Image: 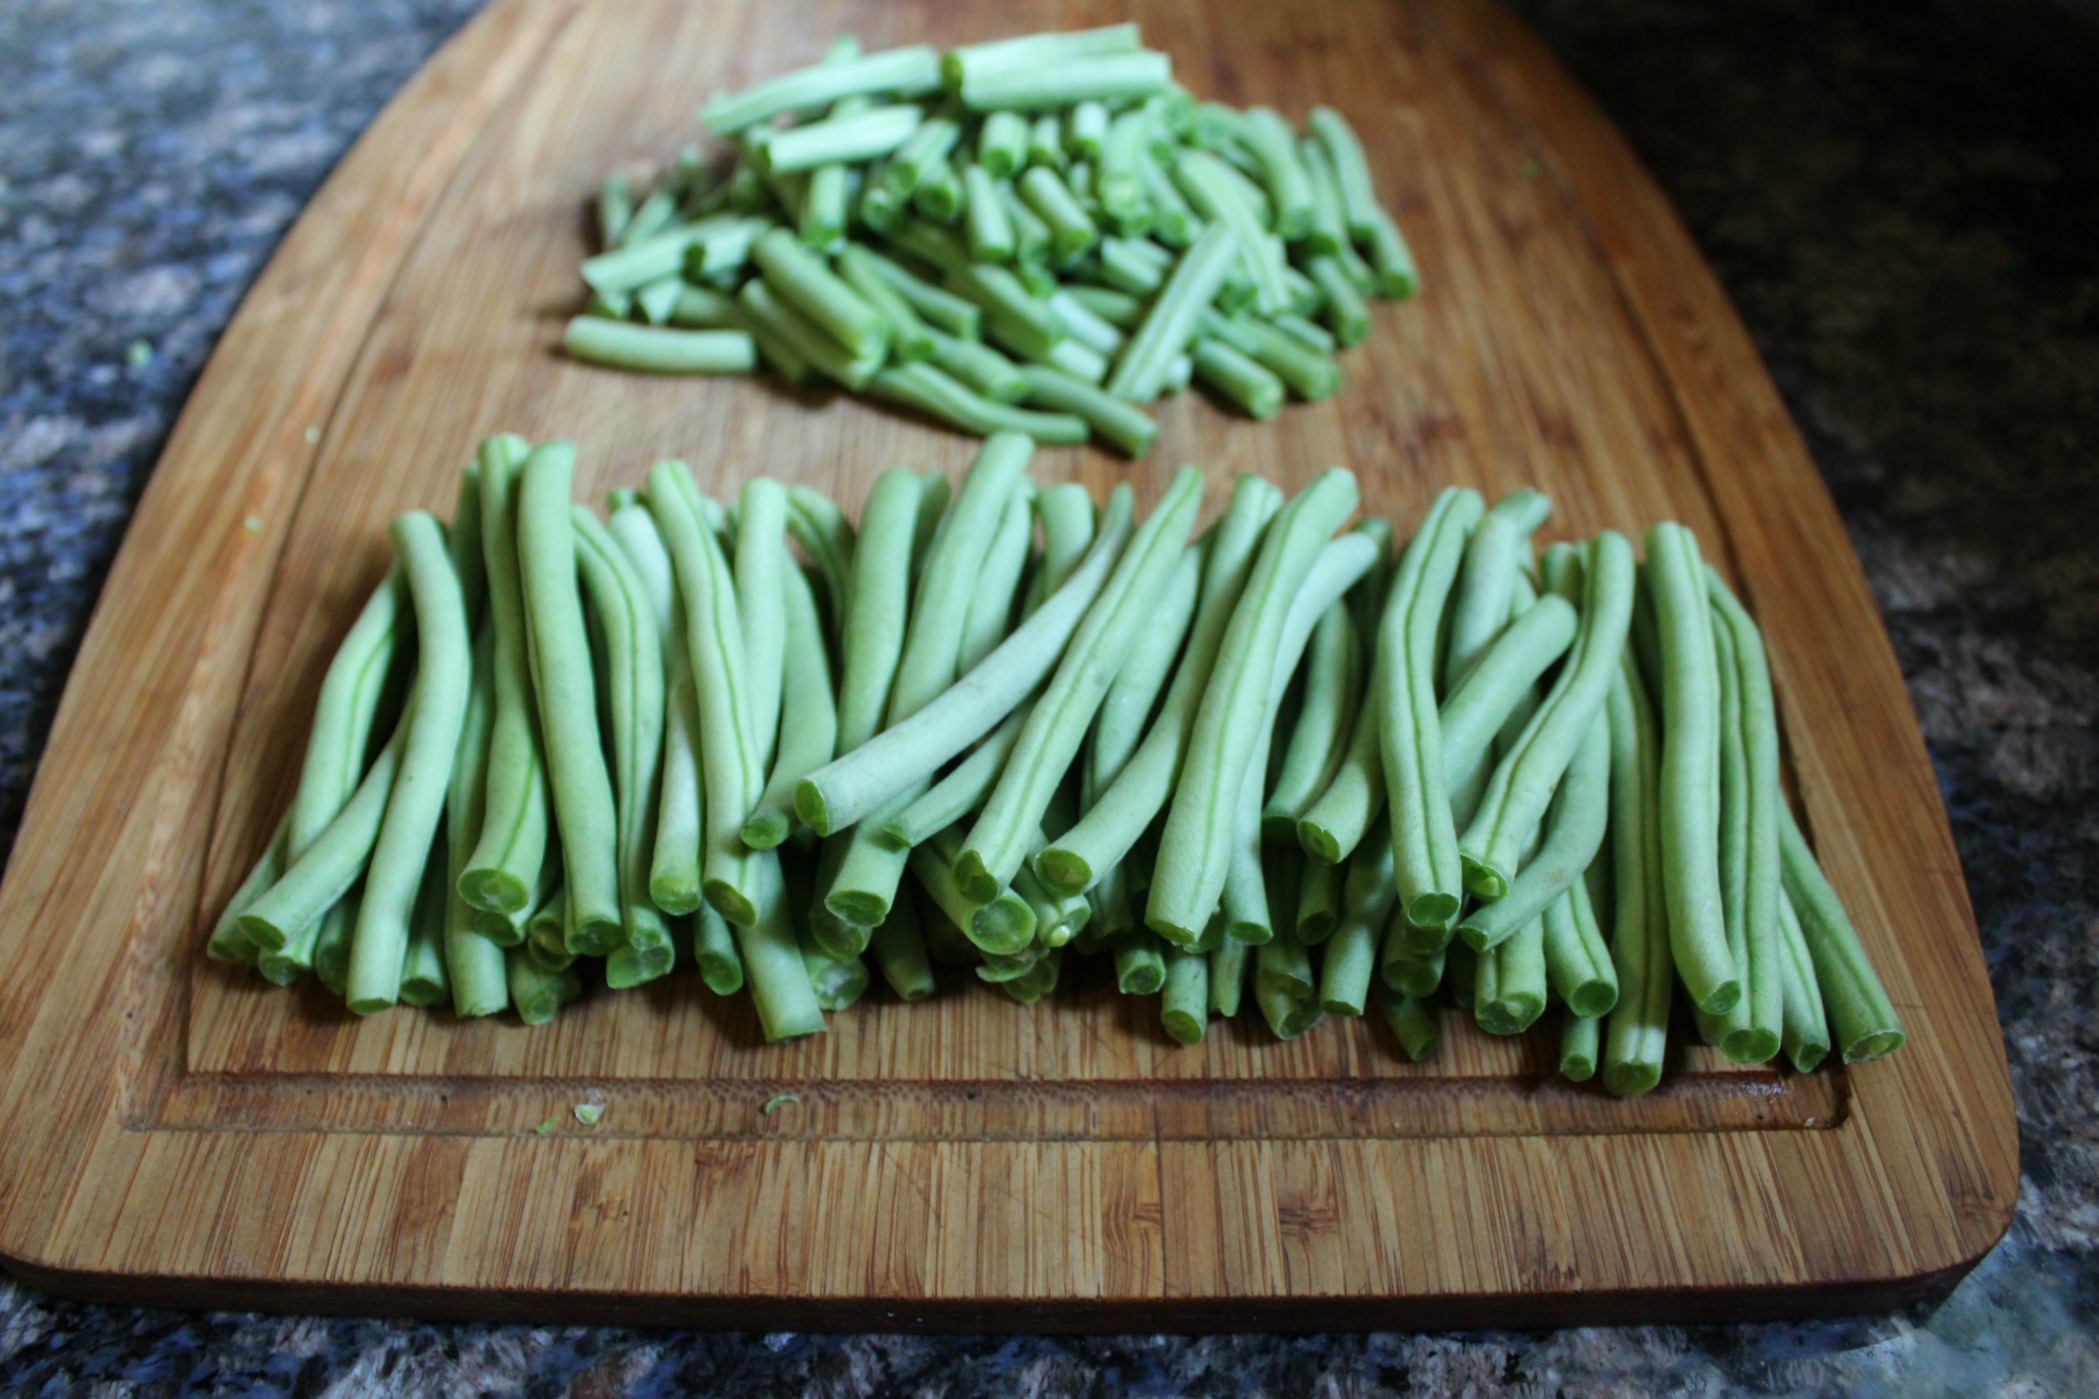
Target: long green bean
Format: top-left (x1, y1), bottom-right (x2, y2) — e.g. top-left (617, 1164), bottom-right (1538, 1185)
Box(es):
top-left (444, 624), bottom-right (509, 1016)
top-left (1458, 709), bottom-right (1607, 952)
top-left (571, 508), bottom-right (672, 983)
top-left (1461, 529), bottom-right (1635, 903)
top-left (1708, 570), bottom-right (1785, 1063)
top-left (1376, 486), bottom-right (1483, 934)
top-left (1036, 475), bottom-right (1281, 896)
top-left (345, 513), bottom-right (471, 1014)
top-left (1779, 805), bottom-right (1903, 1062)
top-left (647, 461), bottom-right (765, 926)
top-left (1639, 523), bottom-right (1739, 1014)
top-left (703, 47), bottom-right (941, 135)
top-left (1776, 891), bottom-right (1832, 1073)
top-left (1085, 542), bottom-right (1203, 803)
top-left (1105, 224), bottom-right (1237, 401)
top-left (1263, 600), bottom-right (1362, 839)
top-left (1602, 656), bottom-right (1672, 1097)
top-left (743, 563), bottom-right (839, 849)
top-left (1147, 469), bottom-right (1360, 945)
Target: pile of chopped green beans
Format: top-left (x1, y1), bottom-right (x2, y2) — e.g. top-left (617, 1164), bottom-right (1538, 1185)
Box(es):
top-left (559, 25), bottom-right (1420, 457)
top-left (210, 432), bottom-right (1904, 1091)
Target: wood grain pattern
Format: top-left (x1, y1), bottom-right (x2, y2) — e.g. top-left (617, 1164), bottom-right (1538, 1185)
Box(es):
top-left (0, 0), bottom-right (2016, 1327)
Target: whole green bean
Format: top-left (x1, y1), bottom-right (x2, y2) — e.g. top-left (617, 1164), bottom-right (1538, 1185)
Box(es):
top-left (1709, 571), bottom-right (1786, 1063)
top-left (1776, 891), bottom-right (1832, 1073)
top-left (1545, 879), bottom-right (1617, 1018)
top-left (869, 888), bottom-right (937, 1002)
top-left (1085, 542), bottom-right (1203, 804)
top-left (957, 481), bottom-right (1037, 673)
top-left (1148, 469), bottom-right (1360, 945)
top-left (607, 502), bottom-right (704, 916)
top-left (345, 512), bottom-right (471, 1014)
top-left (1376, 486), bottom-right (1483, 934)
top-left (1779, 805), bottom-right (1903, 1062)
top-left (1437, 592), bottom-right (1578, 811)
top-left (797, 485), bottom-right (1132, 838)
top-left (702, 46), bottom-right (940, 135)
top-left (783, 485), bottom-right (856, 634)
top-left (507, 942), bottom-right (581, 1025)
top-left (1559, 1012), bottom-right (1602, 1081)
top-left (743, 564), bottom-right (839, 849)
top-left (1637, 522), bottom-right (1738, 1014)
top-left (571, 508), bottom-right (672, 982)
top-left (734, 479), bottom-right (789, 771)
top-left (647, 461), bottom-right (765, 926)
top-left (1461, 530), bottom-right (1635, 902)
top-left (1263, 601), bottom-right (1362, 839)
top-left (443, 624), bottom-right (508, 1016)
top-left (834, 468), bottom-right (928, 753)
top-left (1603, 656), bottom-right (1673, 1097)
top-left (1458, 708), bottom-right (1607, 952)
top-left (1035, 475), bottom-right (1282, 896)
top-left (510, 443), bottom-right (624, 954)
top-left (1444, 490), bottom-right (1551, 688)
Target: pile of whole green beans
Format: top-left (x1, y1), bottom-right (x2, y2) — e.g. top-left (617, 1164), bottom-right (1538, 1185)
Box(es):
top-left (562, 26), bottom-right (1419, 456)
top-left (210, 431), bottom-right (1903, 1093)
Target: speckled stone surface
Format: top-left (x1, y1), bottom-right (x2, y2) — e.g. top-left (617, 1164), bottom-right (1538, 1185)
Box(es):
top-left (2, 0), bottom-right (2095, 1393)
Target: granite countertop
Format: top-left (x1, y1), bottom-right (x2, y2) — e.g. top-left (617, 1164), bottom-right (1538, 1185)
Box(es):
top-left (2, 0), bottom-right (2094, 1392)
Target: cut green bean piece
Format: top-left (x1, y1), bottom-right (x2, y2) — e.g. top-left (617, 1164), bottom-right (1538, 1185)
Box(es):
top-left (911, 156), bottom-right (964, 223)
top-left (944, 24), bottom-right (1144, 89)
top-left (1105, 225), bottom-right (1236, 401)
top-left (1777, 892), bottom-right (1832, 1073)
top-left (961, 162), bottom-right (1016, 263)
top-left (1363, 211), bottom-right (1420, 299)
top-left (562, 318), bottom-right (756, 375)
top-left (886, 115), bottom-right (961, 196)
top-left (1113, 926), bottom-right (1167, 995)
top-left (1297, 136), bottom-right (1347, 257)
top-left (749, 104), bottom-right (923, 176)
top-left (1375, 487), bottom-right (1483, 935)
top-left (1306, 255), bottom-right (1370, 347)
top-left (345, 513), bottom-right (471, 1014)
top-left (1027, 113), bottom-right (1066, 169)
top-left (977, 109), bottom-right (1030, 177)
top-left (959, 52), bottom-right (1172, 112)
top-left (1173, 150), bottom-right (1290, 316)
top-left (1639, 522), bottom-right (1738, 1014)
top-left (868, 363), bottom-right (1088, 444)
top-left (869, 891), bottom-right (937, 1002)
top-left (1015, 364), bottom-right (1158, 457)
top-left (703, 46), bottom-right (940, 135)
top-left (1307, 106), bottom-right (1383, 241)
top-left (738, 279), bottom-right (885, 390)
top-left (692, 899), bottom-right (745, 995)
top-left (854, 245), bottom-right (982, 338)
top-left (921, 327), bottom-right (1027, 403)
top-left (1188, 338), bottom-right (1284, 420)
top-left (1239, 107), bottom-right (1314, 239)
top-left (835, 245), bottom-right (935, 361)
top-left (598, 173), bottom-right (633, 248)
top-left (753, 228), bottom-right (887, 359)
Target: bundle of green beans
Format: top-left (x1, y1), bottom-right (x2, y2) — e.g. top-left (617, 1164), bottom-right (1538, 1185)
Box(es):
top-left (561, 26), bottom-right (1419, 456)
top-left (208, 432), bottom-right (1902, 1093)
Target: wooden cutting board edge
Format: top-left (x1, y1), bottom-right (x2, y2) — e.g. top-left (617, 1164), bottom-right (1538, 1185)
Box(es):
top-left (0, 0), bottom-right (2018, 1326)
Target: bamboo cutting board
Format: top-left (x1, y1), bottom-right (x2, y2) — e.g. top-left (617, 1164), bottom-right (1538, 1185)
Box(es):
top-left (0, 0), bottom-right (2016, 1327)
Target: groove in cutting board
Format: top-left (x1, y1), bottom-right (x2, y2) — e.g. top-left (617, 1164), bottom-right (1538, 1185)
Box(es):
top-left (0, 0), bottom-right (2015, 1328)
